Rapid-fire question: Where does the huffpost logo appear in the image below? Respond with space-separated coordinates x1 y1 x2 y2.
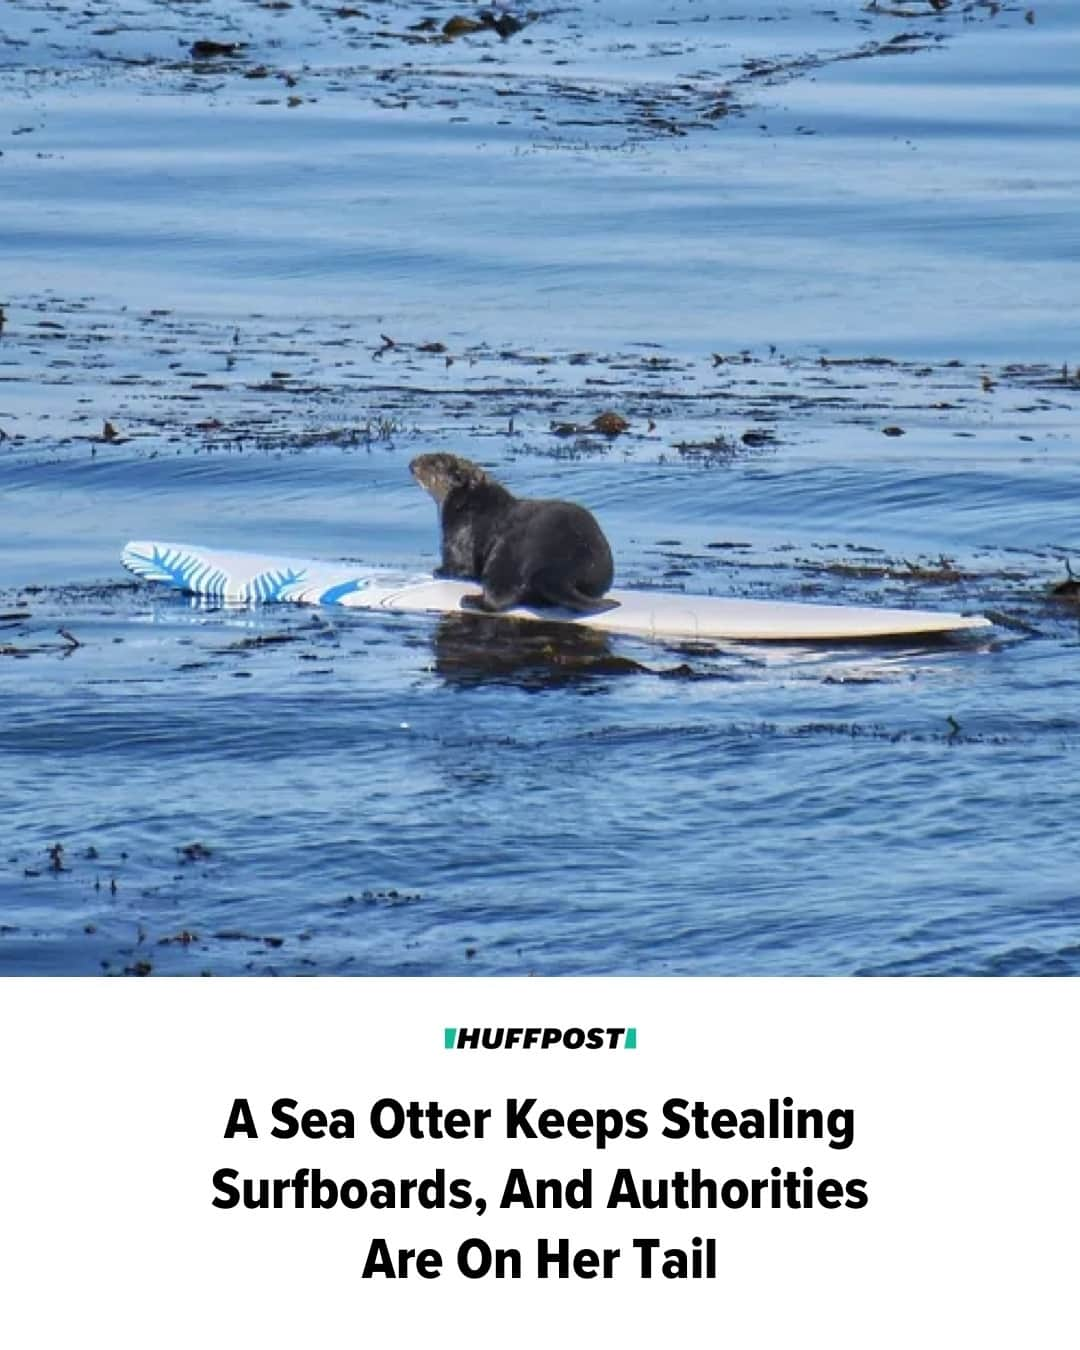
444 1027 637 1050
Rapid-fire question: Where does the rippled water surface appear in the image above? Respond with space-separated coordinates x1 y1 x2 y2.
2 0 1079 974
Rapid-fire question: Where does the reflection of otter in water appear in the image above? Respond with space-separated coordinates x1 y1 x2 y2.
431 613 646 688
410 453 617 614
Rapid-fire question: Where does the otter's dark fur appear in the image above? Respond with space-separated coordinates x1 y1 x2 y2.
410 453 617 614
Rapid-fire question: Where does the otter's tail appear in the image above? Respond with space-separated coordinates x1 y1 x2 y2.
556 588 620 615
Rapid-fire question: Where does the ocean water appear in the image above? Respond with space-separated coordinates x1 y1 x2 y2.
1 0 1078 975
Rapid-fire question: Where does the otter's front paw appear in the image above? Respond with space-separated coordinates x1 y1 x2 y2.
460 593 489 612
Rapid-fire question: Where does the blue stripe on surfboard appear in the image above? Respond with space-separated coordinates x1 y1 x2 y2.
316 579 371 605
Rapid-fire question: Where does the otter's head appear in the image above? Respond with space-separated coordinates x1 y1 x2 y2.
409 453 489 506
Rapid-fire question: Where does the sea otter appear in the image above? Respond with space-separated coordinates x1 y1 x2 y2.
410 453 617 614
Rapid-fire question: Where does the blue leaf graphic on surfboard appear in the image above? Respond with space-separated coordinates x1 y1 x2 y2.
125 545 230 599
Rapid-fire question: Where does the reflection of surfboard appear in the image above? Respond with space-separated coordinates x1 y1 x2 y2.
121 541 992 642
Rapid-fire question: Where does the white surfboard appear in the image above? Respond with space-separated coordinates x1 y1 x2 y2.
121 541 991 641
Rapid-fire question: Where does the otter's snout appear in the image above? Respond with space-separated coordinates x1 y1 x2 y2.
410 452 475 505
